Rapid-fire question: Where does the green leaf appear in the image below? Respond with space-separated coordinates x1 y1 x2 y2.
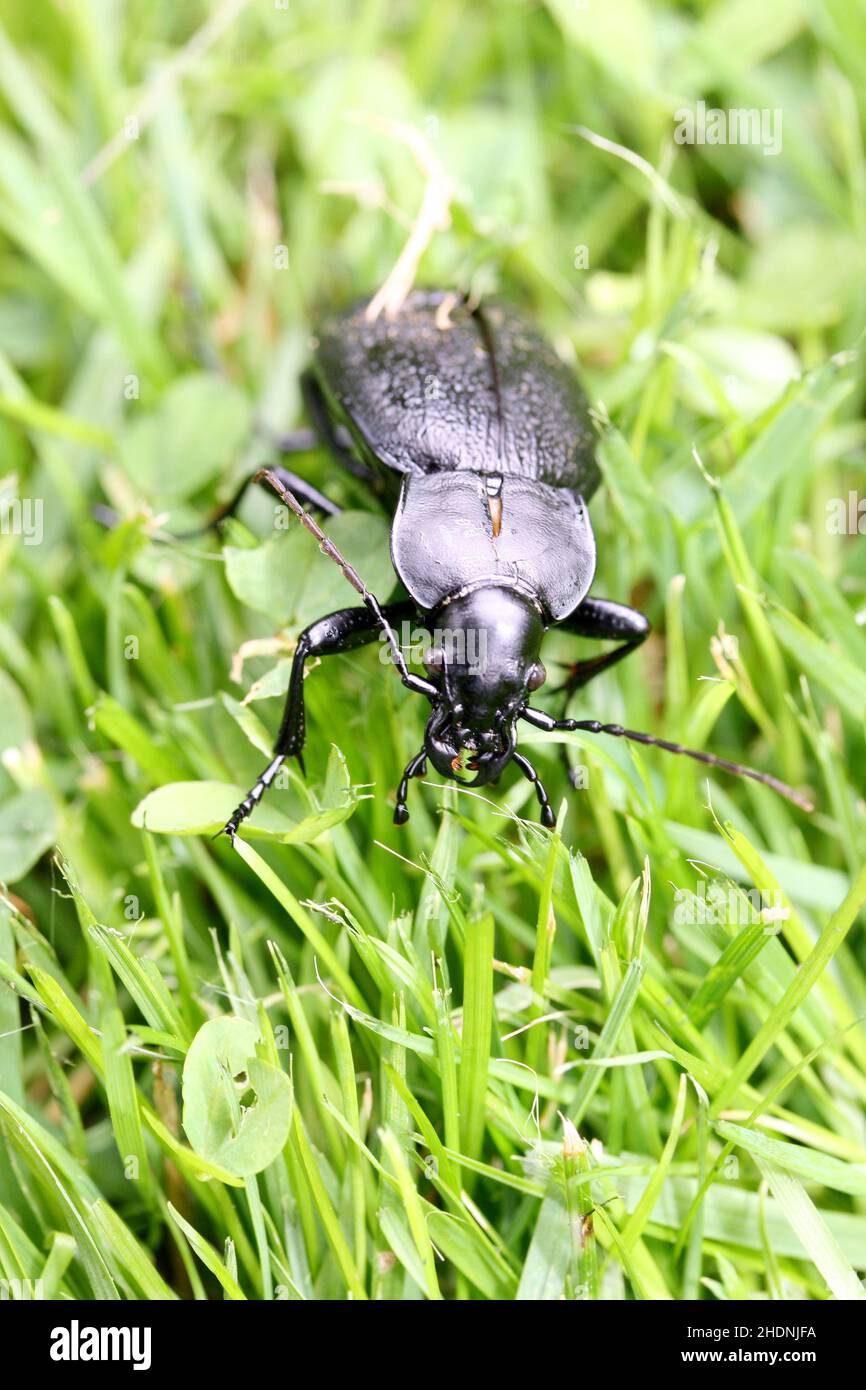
427 1210 517 1299
516 1183 571 1301
671 326 800 420
131 775 358 843
223 530 316 624
546 0 656 90
716 1121 866 1197
181 1016 292 1178
90 693 188 785
132 781 293 837
459 911 495 1165
224 510 394 628
711 859 866 1113
713 358 853 527
754 1158 866 1301
120 374 251 502
0 670 33 759
101 1004 151 1195
166 1203 246 1300
766 596 866 724
0 788 56 882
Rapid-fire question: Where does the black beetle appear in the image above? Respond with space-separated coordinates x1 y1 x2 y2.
205 290 809 838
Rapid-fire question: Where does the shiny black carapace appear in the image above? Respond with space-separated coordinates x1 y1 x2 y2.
210 290 809 837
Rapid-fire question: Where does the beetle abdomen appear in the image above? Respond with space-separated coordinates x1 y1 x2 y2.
314 290 599 494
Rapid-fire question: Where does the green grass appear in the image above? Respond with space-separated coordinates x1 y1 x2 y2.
1 0 866 1301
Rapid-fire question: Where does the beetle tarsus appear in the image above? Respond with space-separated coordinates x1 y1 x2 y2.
220 754 288 841
218 808 245 841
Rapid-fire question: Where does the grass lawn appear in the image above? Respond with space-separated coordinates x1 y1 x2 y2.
1 0 866 1302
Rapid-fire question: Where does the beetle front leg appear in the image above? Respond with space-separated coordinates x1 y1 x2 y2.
558 597 650 692
222 599 418 840
555 597 650 787
512 750 556 829
393 749 427 825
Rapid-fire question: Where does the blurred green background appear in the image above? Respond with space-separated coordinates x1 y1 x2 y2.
1 0 866 1303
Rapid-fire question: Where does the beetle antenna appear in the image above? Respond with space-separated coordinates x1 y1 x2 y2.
569 720 813 810
512 750 556 829
520 708 813 812
250 468 420 684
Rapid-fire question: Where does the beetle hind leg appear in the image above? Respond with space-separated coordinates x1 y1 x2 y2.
300 369 380 486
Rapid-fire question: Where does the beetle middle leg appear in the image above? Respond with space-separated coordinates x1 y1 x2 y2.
222 599 420 839
199 363 379 535
186 463 342 539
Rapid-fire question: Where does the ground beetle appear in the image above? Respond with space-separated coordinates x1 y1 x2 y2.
205 290 809 838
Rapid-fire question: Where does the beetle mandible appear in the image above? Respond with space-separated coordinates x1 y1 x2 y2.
205 290 809 838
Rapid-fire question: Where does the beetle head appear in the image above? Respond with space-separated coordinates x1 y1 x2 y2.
422 586 546 786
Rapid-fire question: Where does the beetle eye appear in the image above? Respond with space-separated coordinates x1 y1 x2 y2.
526 661 547 692
424 646 446 675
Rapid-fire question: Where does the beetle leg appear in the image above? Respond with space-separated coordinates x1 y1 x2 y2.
221 600 419 840
511 750 556 829
393 749 427 825
179 464 341 540
221 755 288 841
557 597 650 693
555 597 651 786
300 368 380 485
256 423 348 456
